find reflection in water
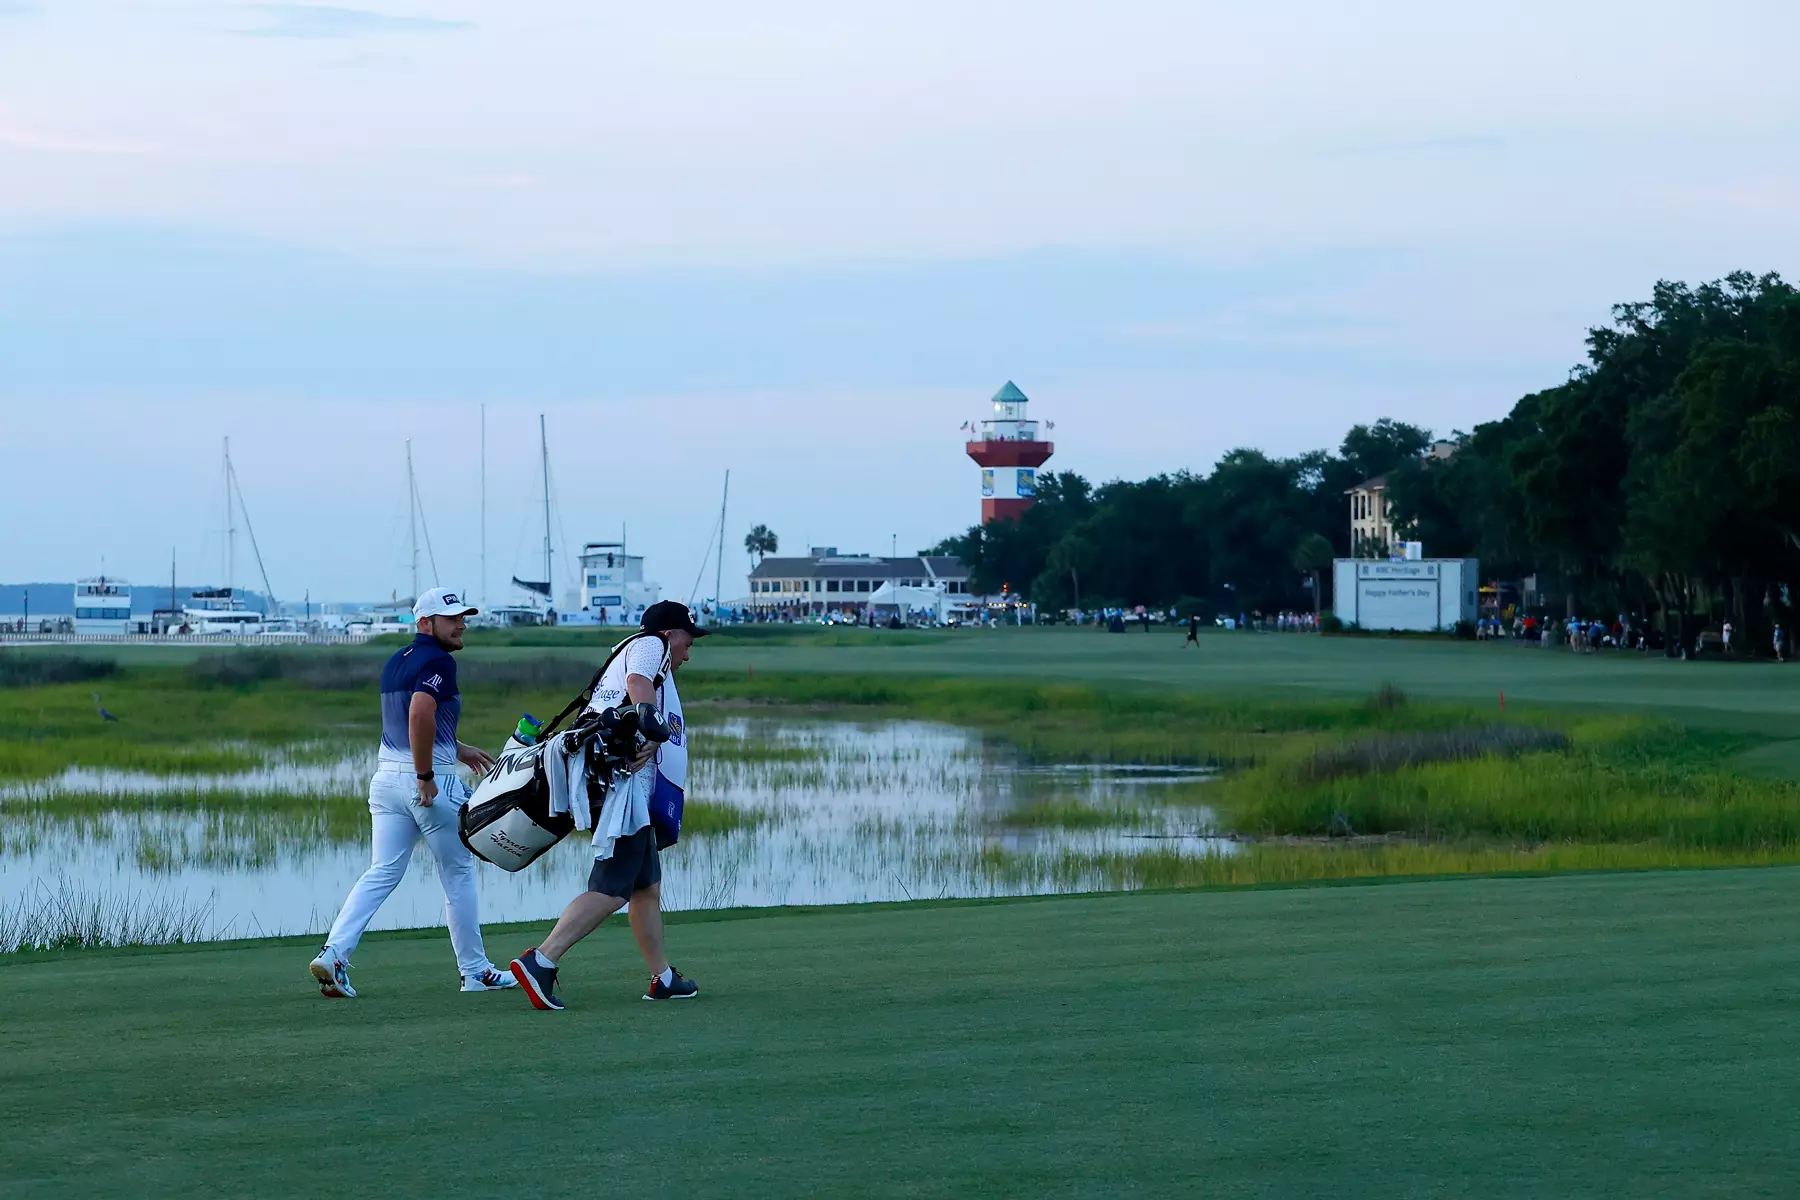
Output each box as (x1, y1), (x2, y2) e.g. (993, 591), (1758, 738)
(1, 718), (1230, 943)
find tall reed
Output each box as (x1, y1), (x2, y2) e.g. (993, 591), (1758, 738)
(0, 878), (223, 954)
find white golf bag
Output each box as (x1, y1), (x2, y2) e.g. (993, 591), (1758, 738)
(457, 633), (669, 872)
(457, 735), (577, 872)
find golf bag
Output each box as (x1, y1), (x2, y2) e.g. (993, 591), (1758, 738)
(458, 635), (671, 872)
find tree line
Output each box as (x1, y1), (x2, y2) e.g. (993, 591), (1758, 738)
(935, 271), (1800, 644)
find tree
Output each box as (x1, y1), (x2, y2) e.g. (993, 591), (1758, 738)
(920, 277), (1800, 653)
(1339, 419), (1433, 483)
(744, 524), (778, 567)
(932, 472), (1095, 600)
(1291, 533), (1334, 614)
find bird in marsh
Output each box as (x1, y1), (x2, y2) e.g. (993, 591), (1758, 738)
(91, 693), (120, 722)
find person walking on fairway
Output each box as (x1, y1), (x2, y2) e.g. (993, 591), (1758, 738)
(308, 588), (517, 998)
(1183, 614), (1200, 648)
(510, 601), (707, 1010)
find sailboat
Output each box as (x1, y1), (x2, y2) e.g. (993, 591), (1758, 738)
(181, 438), (274, 635)
(487, 415), (560, 627)
(345, 440), (444, 639)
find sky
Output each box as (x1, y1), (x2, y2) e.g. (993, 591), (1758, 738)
(2, 0), (1798, 603)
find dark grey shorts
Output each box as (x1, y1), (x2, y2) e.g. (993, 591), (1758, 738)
(587, 828), (661, 899)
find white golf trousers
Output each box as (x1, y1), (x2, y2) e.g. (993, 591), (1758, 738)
(325, 768), (491, 977)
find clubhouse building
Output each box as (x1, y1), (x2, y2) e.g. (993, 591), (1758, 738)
(747, 549), (977, 619)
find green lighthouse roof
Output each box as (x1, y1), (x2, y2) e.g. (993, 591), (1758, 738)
(992, 380), (1029, 404)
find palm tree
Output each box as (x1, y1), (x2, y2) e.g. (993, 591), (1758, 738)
(744, 524), (779, 567)
(1291, 533), (1335, 615)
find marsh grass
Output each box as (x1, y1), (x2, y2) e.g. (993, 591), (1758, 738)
(0, 877), (223, 953)
(1224, 716), (1800, 848)
(0, 651), (117, 688)
(1300, 725), (1569, 783)
(686, 672), (1495, 766)
(680, 800), (771, 836)
(1001, 840), (1800, 892)
(996, 799), (1163, 831)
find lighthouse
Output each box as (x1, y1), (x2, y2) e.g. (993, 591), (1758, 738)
(965, 381), (1054, 523)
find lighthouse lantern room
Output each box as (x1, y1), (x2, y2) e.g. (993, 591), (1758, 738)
(965, 381), (1055, 523)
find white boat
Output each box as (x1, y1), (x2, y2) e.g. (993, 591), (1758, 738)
(181, 587), (264, 636)
(258, 616), (308, 640)
(345, 603), (413, 639)
(73, 577), (134, 636)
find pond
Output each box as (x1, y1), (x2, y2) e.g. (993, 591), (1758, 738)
(0, 718), (1231, 946)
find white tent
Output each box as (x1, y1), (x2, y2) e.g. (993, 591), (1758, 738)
(867, 581), (947, 622)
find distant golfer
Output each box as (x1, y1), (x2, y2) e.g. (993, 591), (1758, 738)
(308, 588), (516, 998)
(510, 600), (707, 1010)
(1183, 614), (1200, 647)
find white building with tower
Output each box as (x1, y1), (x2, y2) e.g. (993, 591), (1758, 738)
(574, 541), (661, 626)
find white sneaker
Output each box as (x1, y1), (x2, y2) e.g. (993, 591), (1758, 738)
(309, 944), (357, 999)
(461, 967), (518, 992)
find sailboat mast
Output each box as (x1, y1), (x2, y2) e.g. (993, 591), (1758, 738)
(479, 403), (487, 611)
(222, 437), (235, 593)
(540, 414), (552, 597)
(407, 439), (419, 599)
(714, 470), (729, 611)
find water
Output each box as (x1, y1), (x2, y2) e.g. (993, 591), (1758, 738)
(0, 718), (1231, 944)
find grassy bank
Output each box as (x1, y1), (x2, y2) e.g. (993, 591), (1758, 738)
(11, 642), (1800, 906)
(6, 870), (1800, 1197)
(0, 657), (1534, 780)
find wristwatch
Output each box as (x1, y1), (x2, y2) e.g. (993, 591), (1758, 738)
(416, 770), (435, 780)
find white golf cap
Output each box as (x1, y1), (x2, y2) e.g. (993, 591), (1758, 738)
(413, 587), (479, 620)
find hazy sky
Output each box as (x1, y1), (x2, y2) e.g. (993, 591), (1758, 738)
(3, 1), (1798, 602)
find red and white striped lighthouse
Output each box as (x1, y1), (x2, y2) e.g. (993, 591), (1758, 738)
(965, 381), (1054, 523)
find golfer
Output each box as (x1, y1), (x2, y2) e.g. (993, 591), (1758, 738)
(308, 588), (517, 998)
(511, 600), (706, 1010)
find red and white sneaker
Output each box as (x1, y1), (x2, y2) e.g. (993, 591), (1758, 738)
(510, 949), (564, 1011)
(460, 967), (518, 992)
(309, 945), (356, 999)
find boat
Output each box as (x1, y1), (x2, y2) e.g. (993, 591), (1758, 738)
(345, 602), (413, 639)
(487, 578), (553, 627)
(181, 587), (265, 636)
(258, 616), (308, 640)
(73, 576), (135, 636)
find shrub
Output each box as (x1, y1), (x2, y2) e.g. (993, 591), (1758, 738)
(281, 654), (377, 691)
(0, 652), (117, 688)
(185, 651), (283, 687)
(1319, 613), (1344, 634)
(1300, 724), (1569, 784)
(1368, 682), (1408, 713)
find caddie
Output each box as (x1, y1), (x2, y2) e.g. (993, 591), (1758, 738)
(308, 587), (517, 998)
(510, 600), (706, 1009)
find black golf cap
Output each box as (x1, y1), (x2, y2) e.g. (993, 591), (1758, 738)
(641, 600), (710, 638)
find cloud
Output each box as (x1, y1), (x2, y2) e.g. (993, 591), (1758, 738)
(237, 5), (472, 39)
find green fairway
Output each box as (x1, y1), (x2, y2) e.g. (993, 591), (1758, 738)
(681, 627), (1800, 735)
(29, 625), (1800, 732)
(6, 869), (1800, 1198)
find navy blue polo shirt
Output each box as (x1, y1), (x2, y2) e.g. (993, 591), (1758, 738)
(378, 634), (461, 765)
